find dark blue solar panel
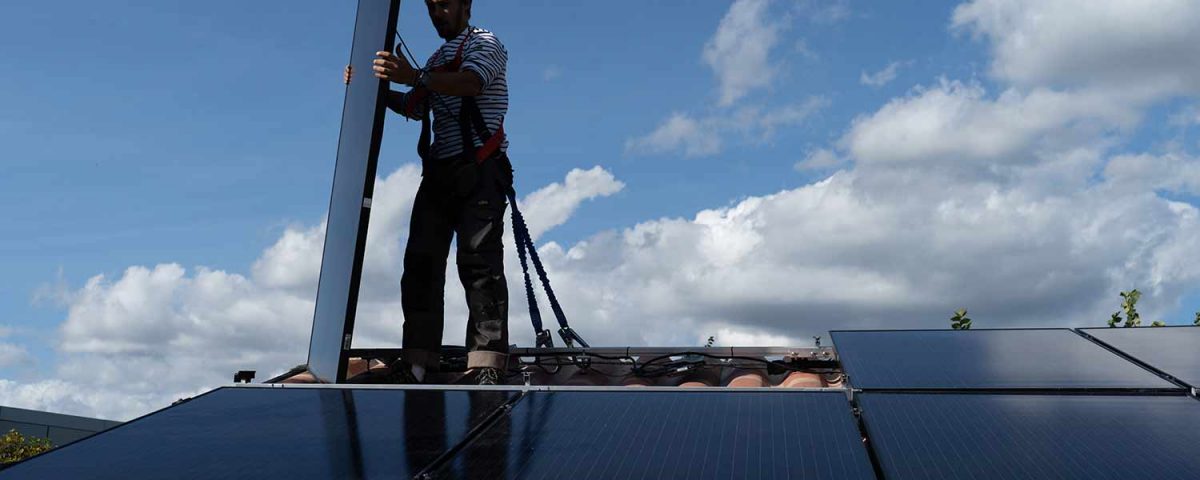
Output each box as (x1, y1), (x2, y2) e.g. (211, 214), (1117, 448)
(859, 393), (1200, 480)
(431, 390), (876, 480)
(3, 387), (515, 479)
(307, 0), (398, 383)
(832, 329), (1177, 389)
(1083, 326), (1200, 388)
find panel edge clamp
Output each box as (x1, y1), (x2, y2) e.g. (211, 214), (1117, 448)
(362, 197), (373, 208)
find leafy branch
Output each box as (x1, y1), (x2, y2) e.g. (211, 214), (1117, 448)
(950, 308), (972, 330)
(1107, 289), (1168, 327)
(1, 429), (53, 464)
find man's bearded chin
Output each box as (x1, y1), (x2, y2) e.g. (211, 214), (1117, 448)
(437, 11), (466, 39)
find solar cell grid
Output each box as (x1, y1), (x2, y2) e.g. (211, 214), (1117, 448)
(431, 390), (876, 480)
(859, 393), (1200, 480)
(3, 387), (516, 480)
(1082, 326), (1200, 388)
(831, 329), (1178, 390)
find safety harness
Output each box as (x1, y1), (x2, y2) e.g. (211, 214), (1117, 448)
(396, 28), (587, 348)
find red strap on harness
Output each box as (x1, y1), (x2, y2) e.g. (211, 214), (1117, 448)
(476, 124), (504, 163)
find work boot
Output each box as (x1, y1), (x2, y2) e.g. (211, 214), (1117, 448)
(385, 359), (422, 384)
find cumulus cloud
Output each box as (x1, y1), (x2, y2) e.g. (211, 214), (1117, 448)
(521, 167), (625, 240)
(795, 148), (842, 171)
(953, 0), (1200, 95)
(1104, 152), (1200, 195)
(531, 170), (1200, 347)
(0, 343), (31, 368)
(628, 1), (831, 158)
(841, 80), (1141, 177)
(624, 113), (722, 158)
(703, 0), (784, 106)
(628, 97), (827, 157)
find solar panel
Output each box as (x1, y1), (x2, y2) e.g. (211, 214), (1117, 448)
(3, 387), (516, 479)
(428, 390), (876, 480)
(831, 329), (1177, 390)
(858, 393), (1200, 480)
(307, 0), (400, 383)
(1082, 326), (1200, 388)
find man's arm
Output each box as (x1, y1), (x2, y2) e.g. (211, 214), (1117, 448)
(373, 52), (484, 97)
(386, 90), (425, 120)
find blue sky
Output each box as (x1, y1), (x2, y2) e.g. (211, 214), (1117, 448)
(2, 0), (1199, 419)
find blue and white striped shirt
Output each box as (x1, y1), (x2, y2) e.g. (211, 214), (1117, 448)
(419, 26), (509, 160)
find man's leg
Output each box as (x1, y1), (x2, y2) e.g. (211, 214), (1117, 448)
(455, 163), (510, 370)
(401, 178), (455, 372)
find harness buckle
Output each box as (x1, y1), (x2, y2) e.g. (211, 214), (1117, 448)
(558, 327), (589, 349)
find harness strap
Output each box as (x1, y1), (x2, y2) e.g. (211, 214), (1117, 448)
(404, 28), (577, 348)
(416, 28), (506, 162)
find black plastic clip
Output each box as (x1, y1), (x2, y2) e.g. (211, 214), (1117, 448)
(558, 327), (589, 348)
(535, 329), (555, 348)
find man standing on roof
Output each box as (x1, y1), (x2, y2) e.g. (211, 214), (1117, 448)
(345, 0), (510, 385)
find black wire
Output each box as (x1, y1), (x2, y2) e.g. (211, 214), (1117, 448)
(514, 350), (821, 377)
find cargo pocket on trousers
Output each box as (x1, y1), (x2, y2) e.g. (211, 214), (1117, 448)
(466, 199), (505, 251)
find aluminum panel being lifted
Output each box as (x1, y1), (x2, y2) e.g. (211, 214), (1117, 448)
(307, 0), (400, 384)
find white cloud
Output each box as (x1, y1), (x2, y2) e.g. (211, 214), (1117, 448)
(521, 167), (625, 240)
(752, 96), (830, 139)
(703, 0), (785, 106)
(795, 148), (842, 171)
(629, 0), (831, 158)
(860, 61), (909, 87)
(628, 97), (827, 157)
(624, 113), (722, 158)
(0, 343), (31, 368)
(842, 80), (1140, 176)
(953, 0), (1200, 95)
(1104, 152), (1200, 196)
(524, 167), (1200, 348)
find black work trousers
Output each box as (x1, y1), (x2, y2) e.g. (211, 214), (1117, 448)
(401, 153), (512, 370)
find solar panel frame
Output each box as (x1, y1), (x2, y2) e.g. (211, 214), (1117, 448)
(857, 392), (1200, 480)
(1080, 325), (1200, 389)
(427, 390), (877, 480)
(831, 328), (1180, 390)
